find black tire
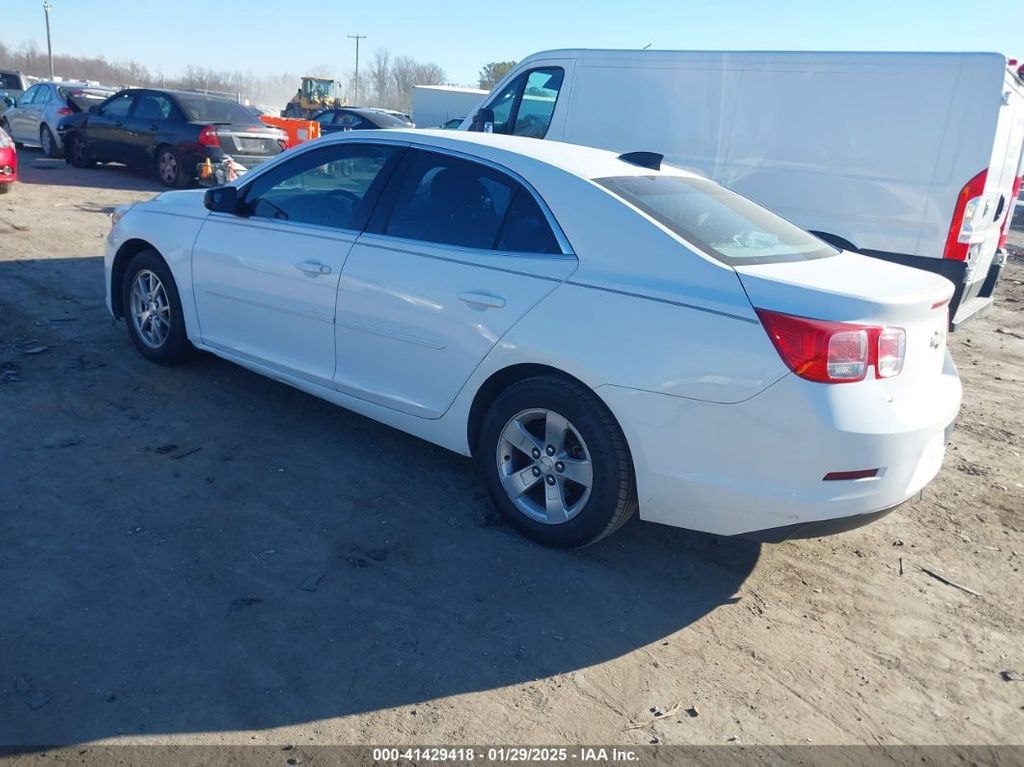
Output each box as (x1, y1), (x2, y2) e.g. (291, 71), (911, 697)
(67, 134), (95, 168)
(155, 146), (189, 188)
(0, 183), (10, 195)
(40, 124), (61, 158)
(121, 250), (190, 364)
(478, 375), (637, 548)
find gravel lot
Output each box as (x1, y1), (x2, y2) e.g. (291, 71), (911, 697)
(1, 151), (1023, 748)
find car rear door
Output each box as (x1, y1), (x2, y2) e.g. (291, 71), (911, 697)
(123, 91), (180, 167)
(191, 141), (405, 386)
(333, 148), (577, 419)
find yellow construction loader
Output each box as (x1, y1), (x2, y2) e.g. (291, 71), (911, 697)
(283, 76), (343, 119)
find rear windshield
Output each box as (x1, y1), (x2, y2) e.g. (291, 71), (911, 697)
(596, 175), (836, 265)
(59, 87), (115, 110)
(176, 95), (257, 125)
(365, 110), (411, 127)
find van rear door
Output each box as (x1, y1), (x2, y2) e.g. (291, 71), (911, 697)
(950, 70), (1024, 325)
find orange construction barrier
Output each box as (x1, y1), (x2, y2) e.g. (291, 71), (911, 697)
(259, 115), (321, 148)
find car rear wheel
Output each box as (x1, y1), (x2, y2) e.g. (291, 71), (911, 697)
(478, 376), (637, 548)
(156, 147), (188, 188)
(67, 134), (94, 168)
(122, 250), (190, 364)
(40, 124), (60, 158)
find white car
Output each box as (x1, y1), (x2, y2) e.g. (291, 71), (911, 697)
(105, 130), (962, 547)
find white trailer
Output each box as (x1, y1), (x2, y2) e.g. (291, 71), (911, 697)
(466, 51), (1024, 327)
(412, 85), (488, 129)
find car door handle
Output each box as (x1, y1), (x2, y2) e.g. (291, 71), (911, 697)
(295, 260), (332, 276)
(458, 291), (506, 309)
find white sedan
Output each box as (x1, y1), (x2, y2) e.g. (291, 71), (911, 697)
(105, 130), (961, 547)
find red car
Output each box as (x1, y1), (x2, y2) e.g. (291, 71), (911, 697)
(0, 126), (15, 193)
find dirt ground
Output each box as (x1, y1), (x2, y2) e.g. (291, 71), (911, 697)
(1, 151), (1022, 749)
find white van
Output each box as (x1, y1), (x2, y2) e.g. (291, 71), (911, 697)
(465, 51), (1024, 327)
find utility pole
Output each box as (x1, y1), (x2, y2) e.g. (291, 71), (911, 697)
(348, 34), (366, 105)
(43, 1), (54, 79)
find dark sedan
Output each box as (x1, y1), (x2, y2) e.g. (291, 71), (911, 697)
(58, 88), (287, 187)
(311, 107), (412, 134)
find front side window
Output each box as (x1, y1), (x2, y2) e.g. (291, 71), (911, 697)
(314, 111), (336, 125)
(597, 175), (836, 265)
(384, 151), (559, 253)
(101, 92), (135, 118)
(19, 85), (41, 106)
(337, 112), (370, 130)
(481, 67), (563, 139)
(512, 68), (563, 138)
(244, 144), (398, 231)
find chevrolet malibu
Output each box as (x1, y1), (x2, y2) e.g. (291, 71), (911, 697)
(105, 130), (962, 548)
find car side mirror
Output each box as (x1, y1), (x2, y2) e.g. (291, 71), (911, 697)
(204, 186), (241, 214)
(470, 107), (494, 133)
(2, 95), (14, 108)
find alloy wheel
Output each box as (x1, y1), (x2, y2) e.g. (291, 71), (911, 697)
(158, 152), (178, 185)
(496, 408), (594, 525)
(129, 269), (171, 349)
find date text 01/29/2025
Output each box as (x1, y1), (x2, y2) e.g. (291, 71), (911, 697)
(371, 747), (640, 762)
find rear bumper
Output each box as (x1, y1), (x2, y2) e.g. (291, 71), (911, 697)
(598, 353), (961, 539)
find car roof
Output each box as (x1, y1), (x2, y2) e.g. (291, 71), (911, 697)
(316, 128), (699, 182)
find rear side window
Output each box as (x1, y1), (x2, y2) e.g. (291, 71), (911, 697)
(133, 94), (176, 121)
(383, 151), (560, 253)
(596, 175), (837, 265)
(0, 73), (22, 90)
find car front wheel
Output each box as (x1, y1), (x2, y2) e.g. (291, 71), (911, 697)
(67, 134), (94, 168)
(122, 250), (190, 364)
(478, 376), (637, 548)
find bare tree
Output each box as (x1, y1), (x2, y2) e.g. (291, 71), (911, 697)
(369, 47), (392, 106)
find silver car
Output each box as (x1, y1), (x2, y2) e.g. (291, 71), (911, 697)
(1, 81), (115, 158)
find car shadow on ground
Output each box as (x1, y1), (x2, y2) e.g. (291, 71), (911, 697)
(13, 148), (167, 193)
(0, 256), (761, 745)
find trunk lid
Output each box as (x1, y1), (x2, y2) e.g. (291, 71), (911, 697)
(736, 251), (954, 392)
(204, 123), (284, 161)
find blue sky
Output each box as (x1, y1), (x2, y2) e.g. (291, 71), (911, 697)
(2, 0), (1022, 86)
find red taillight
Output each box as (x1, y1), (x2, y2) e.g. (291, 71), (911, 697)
(756, 309), (906, 384)
(57, 106), (72, 116)
(998, 175), (1023, 250)
(943, 169), (987, 261)
(198, 125), (220, 147)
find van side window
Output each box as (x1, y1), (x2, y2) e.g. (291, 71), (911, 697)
(512, 68), (563, 138)
(481, 66), (564, 139)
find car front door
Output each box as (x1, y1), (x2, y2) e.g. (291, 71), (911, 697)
(9, 84), (41, 142)
(88, 91), (136, 162)
(333, 149), (577, 419)
(191, 141), (405, 386)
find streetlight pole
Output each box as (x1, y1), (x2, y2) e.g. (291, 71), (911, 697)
(347, 34), (366, 105)
(43, 2), (54, 79)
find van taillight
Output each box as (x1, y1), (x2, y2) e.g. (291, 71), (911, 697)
(998, 175), (1023, 250)
(198, 125), (220, 147)
(756, 309), (906, 384)
(943, 169), (988, 261)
